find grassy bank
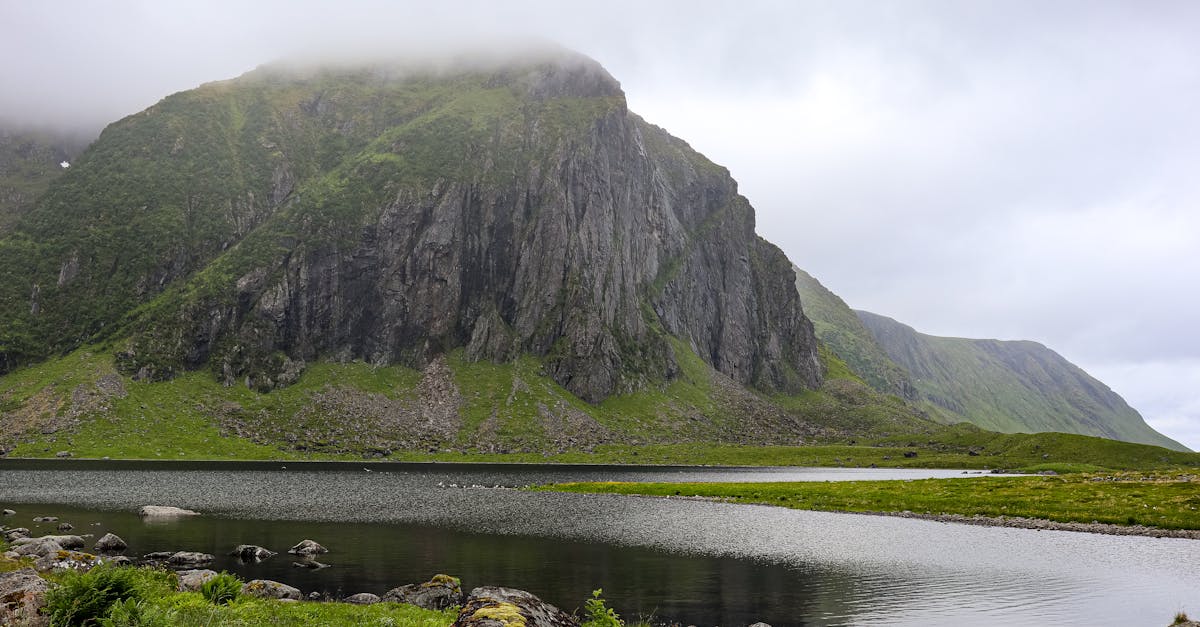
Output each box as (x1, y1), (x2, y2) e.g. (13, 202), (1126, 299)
(537, 473), (1200, 531)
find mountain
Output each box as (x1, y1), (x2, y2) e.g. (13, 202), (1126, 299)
(1, 49), (952, 458)
(0, 127), (89, 234)
(793, 267), (915, 399)
(0, 50), (819, 402)
(855, 310), (1186, 451)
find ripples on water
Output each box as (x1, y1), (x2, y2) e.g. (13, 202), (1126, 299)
(0, 460), (1195, 626)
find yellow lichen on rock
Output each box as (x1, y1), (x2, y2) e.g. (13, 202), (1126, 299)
(471, 601), (527, 626)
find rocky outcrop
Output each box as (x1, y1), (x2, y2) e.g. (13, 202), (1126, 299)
(453, 586), (578, 627)
(0, 567), (49, 625)
(383, 574), (464, 610)
(166, 551), (214, 567)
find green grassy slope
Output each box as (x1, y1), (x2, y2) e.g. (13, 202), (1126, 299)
(857, 310), (1186, 451)
(0, 127), (90, 234)
(793, 266), (915, 398)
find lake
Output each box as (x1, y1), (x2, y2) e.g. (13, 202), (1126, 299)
(1, 460), (1195, 626)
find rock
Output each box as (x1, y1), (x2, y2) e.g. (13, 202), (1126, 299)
(167, 551), (214, 567)
(139, 505), (200, 517)
(452, 586), (578, 627)
(242, 579), (302, 600)
(142, 551), (175, 560)
(3, 528), (30, 541)
(32, 517), (57, 523)
(343, 592), (381, 605)
(383, 574), (464, 610)
(11, 539), (63, 558)
(55, 451), (71, 458)
(177, 569), (218, 592)
(108, 556), (133, 566)
(1, 509), (14, 516)
(231, 544), (276, 562)
(56, 523), (73, 531)
(94, 532), (128, 553)
(903, 451), (918, 458)
(34, 535), (84, 549)
(748, 623), (773, 627)
(0, 568), (49, 626)
(287, 539), (327, 555)
(291, 558), (329, 569)
(307, 591), (322, 600)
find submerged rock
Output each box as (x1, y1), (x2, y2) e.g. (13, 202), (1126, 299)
(242, 579), (302, 600)
(291, 558), (329, 569)
(139, 505), (200, 517)
(383, 574), (464, 610)
(287, 539), (327, 555)
(32, 516), (57, 523)
(452, 586), (578, 627)
(231, 544), (276, 562)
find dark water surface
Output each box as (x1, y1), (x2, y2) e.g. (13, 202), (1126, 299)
(1, 460), (1196, 626)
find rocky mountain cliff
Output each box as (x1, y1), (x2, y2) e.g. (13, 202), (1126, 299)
(855, 310), (1186, 451)
(0, 50), (820, 403)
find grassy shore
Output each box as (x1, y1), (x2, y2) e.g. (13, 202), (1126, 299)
(537, 472), (1200, 531)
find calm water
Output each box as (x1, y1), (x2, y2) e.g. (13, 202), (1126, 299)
(1, 460), (1196, 626)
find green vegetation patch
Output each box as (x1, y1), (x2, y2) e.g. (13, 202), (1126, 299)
(540, 473), (1200, 530)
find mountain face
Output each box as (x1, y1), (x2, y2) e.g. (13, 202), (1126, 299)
(0, 50), (820, 403)
(793, 267), (915, 399)
(855, 310), (1186, 451)
(0, 128), (88, 234)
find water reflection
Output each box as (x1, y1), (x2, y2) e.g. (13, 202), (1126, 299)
(1, 460), (1196, 626)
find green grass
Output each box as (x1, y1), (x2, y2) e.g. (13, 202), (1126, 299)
(539, 473), (1200, 530)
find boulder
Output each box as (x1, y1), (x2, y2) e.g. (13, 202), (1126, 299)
(1, 509), (14, 516)
(11, 539), (63, 558)
(3, 528), (30, 541)
(0, 568), (49, 626)
(142, 551), (175, 560)
(242, 579), (302, 600)
(287, 539), (327, 555)
(32, 517), (57, 523)
(383, 574), (464, 610)
(55, 451), (72, 458)
(231, 544), (276, 562)
(343, 592), (381, 605)
(452, 586), (578, 627)
(36, 535), (84, 549)
(177, 569), (218, 592)
(108, 556), (134, 566)
(139, 505), (200, 518)
(167, 551), (214, 568)
(56, 523), (73, 531)
(94, 533), (128, 553)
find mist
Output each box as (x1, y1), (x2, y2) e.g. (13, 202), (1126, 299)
(3, 0), (1200, 449)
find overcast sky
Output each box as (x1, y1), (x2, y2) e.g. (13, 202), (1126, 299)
(3, 0), (1198, 449)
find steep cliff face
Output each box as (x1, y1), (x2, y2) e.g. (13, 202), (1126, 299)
(856, 310), (1187, 451)
(0, 50), (820, 403)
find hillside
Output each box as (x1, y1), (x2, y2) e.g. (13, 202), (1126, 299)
(856, 310), (1186, 451)
(0, 127), (89, 234)
(793, 266), (914, 399)
(0, 49), (953, 458)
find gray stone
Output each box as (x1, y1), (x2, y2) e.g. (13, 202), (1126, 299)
(1, 509), (14, 516)
(452, 586), (578, 627)
(33, 550), (103, 572)
(287, 539), (327, 555)
(34, 535), (83, 549)
(383, 574), (464, 610)
(167, 551), (214, 567)
(94, 532), (127, 553)
(11, 539), (63, 558)
(32, 517), (57, 523)
(3, 528), (30, 541)
(54, 451), (71, 458)
(242, 579), (302, 600)
(177, 569), (218, 592)
(56, 523), (73, 531)
(343, 592), (381, 605)
(291, 558), (329, 569)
